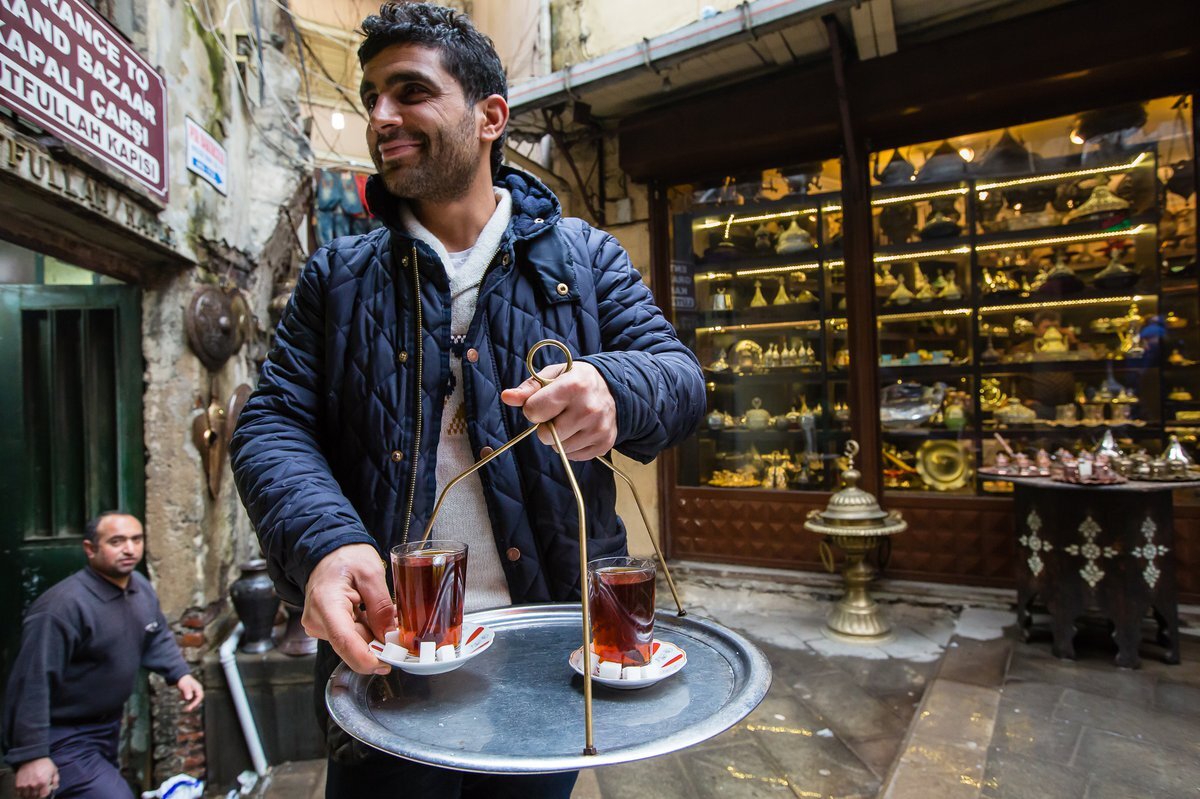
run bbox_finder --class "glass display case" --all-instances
[870,96,1196,496]
[668,161,847,492]
[666,96,1196,499]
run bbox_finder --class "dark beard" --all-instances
[374,111,481,202]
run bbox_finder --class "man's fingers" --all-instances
[329,625,387,675]
[359,580,397,641]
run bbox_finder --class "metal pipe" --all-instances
[218,624,269,777]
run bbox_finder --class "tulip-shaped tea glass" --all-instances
[391,540,468,657]
[587,557,656,667]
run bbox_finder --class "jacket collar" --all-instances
[365,165,562,244]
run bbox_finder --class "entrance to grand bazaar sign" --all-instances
[0,0,169,201]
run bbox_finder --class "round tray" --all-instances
[326,603,772,773]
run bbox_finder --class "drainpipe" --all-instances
[218,624,269,777]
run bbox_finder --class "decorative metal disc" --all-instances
[186,287,239,371]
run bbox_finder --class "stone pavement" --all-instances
[230,563,1200,799]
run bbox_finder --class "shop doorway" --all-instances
[0,273,144,715]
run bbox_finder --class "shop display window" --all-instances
[668,160,847,491]
[666,96,1196,498]
[871,96,1195,495]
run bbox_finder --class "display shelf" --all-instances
[979,359,1158,374]
[879,364,974,381]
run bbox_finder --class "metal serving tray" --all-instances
[326,603,772,773]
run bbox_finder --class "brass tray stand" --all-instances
[416,339,686,756]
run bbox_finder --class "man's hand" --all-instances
[176,674,204,712]
[500,361,617,461]
[303,544,394,675]
[15,757,57,799]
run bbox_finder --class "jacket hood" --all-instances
[364,165,562,241]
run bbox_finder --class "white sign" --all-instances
[185,117,227,194]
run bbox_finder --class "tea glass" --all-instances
[587,556,656,667]
[391,540,468,657]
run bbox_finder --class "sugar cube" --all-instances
[597,660,622,680]
[436,644,456,662]
[621,666,642,681]
[419,641,436,663]
[641,663,662,680]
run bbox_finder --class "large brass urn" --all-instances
[805,441,907,642]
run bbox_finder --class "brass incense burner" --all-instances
[805,441,907,642]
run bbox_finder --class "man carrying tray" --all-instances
[229,3,704,796]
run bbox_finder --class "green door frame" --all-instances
[0,284,145,709]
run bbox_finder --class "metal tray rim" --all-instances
[326,602,772,773]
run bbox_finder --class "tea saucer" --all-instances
[568,639,687,690]
[369,624,494,675]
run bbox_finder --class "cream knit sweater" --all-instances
[400,189,513,612]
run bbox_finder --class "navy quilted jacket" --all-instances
[230,167,704,607]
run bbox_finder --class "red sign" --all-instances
[0,0,169,200]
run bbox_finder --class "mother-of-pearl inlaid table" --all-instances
[992,475,1198,668]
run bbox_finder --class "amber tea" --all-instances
[391,540,468,656]
[587,557,656,667]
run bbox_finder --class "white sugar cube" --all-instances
[641,663,662,679]
[597,660,622,680]
[419,641,436,663]
[1078,461,1093,479]
[621,666,642,681]
[436,644,456,662]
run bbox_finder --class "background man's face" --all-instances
[360,44,485,202]
[85,515,145,583]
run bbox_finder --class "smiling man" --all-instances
[1,513,203,799]
[229,3,704,797]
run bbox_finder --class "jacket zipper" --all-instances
[401,242,422,545]
[400,241,507,544]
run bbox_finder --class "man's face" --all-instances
[84,515,144,583]
[360,44,486,202]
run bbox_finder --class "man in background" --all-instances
[2,512,204,799]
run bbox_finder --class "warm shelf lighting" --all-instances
[736,263,822,277]
[978,294,1151,314]
[878,307,973,323]
[695,208,820,229]
[975,224,1148,252]
[976,152,1149,192]
[872,187,969,206]
[695,319,823,334]
[875,247,971,263]
[693,272,734,282]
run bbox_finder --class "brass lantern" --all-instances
[805,441,907,642]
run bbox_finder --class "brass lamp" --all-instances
[805,441,907,642]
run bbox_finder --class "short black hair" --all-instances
[359,3,507,176]
[84,511,129,544]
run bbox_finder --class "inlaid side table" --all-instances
[1003,476,1195,668]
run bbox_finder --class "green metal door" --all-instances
[0,285,145,709]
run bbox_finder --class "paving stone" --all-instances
[1083,774,1196,799]
[908,680,999,751]
[806,634,892,661]
[884,740,988,799]
[790,668,909,742]
[1007,653,1156,705]
[990,700,1081,763]
[748,707,879,798]
[996,680,1067,719]
[1073,728,1200,797]
[592,753,698,799]
[954,608,1016,641]
[1154,680,1200,718]
[680,739,803,798]
[937,637,1013,689]
[829,653,936,697]
[1054,689,1200,756]
[844,734,903,781]
[876,689,924,722]
[877,627,947,662]
[979,753,1086,799]
[570,768,603,799]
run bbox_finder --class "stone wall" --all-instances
[121,0,309,784]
